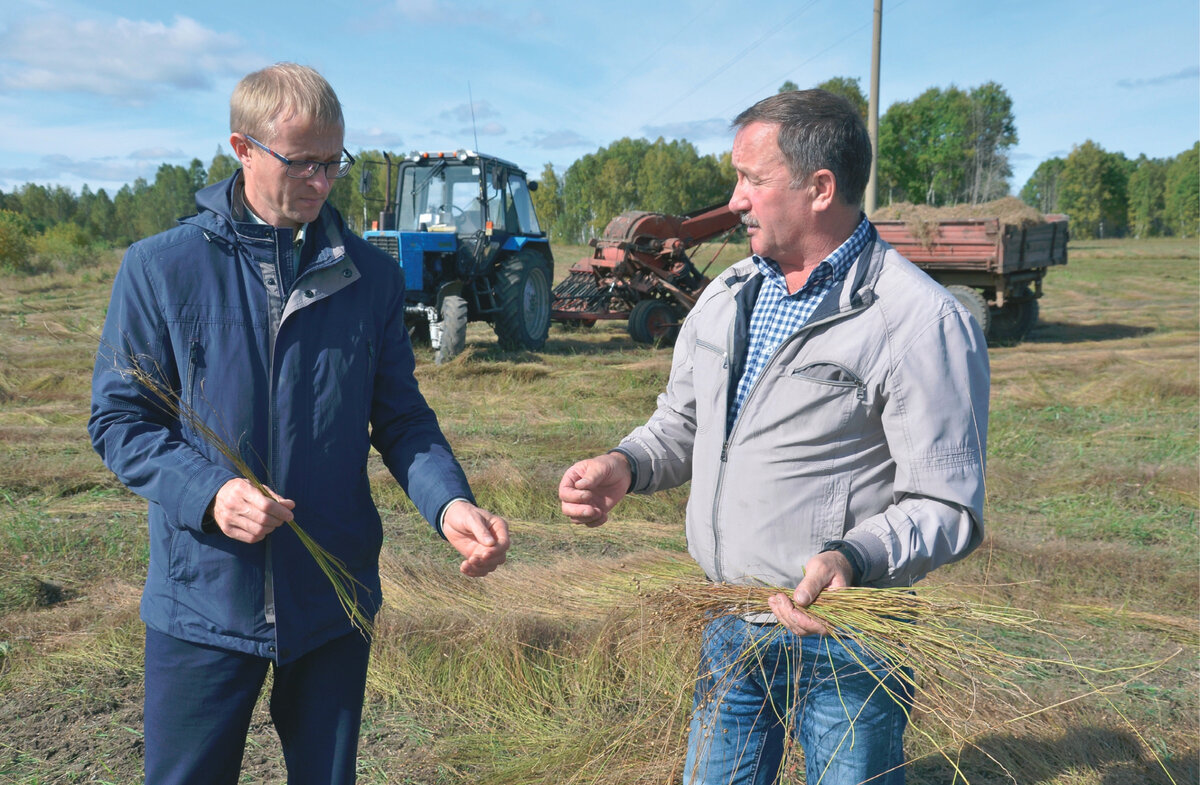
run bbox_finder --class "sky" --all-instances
[0,0,1197,200]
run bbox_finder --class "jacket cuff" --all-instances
[434,497,470,540]
[607,448,638,493]
[837,531,890,585]
[180,463,240,534]
[611,442,653,493]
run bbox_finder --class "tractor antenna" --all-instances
[467,82,480,152]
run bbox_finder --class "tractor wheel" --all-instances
[434,295,468,365]
[989,286,1039,346]
[494,250,552,351]
[628,299,681,346]
[945,285,990,339]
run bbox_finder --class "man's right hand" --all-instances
[558,452,632,527]
[208,478,295,543]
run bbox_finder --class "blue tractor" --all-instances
[363,150,553,364]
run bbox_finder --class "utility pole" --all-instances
[865,0,882,215]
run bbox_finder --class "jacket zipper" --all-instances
[713,284,869,582]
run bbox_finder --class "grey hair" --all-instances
[732,90,871,207]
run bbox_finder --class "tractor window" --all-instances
[398,165,448,230]
[486,166,508,233]
[508,174,541,234]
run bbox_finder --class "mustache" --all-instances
[739,213,758,228]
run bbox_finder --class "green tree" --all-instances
[530,163,563,238]
[1127,155,1168,237]
[558,137,734,243]
[966,82,1017,204]
[879,86,972,205]
[879,83,1016,206]
[815,76,868,120]
[1020,158,1065,213]
[206,146,239,185]
[1057,140,1130,239]
[0,209,34,273]
[778,80,799,93]
[1163,142,1199,238]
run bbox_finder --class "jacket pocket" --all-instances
[692,338,727,435]
[790,361,866,401]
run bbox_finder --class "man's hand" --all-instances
[441,501,510,577]
[558,453,632,527]
[767,549,855,636]
[209,478,295,544]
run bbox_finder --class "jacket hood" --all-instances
[185,171,347,246]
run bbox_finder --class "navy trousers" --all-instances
[143,627,371,785]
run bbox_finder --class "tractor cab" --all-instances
[363,150,553,364]
[395,151,542,240]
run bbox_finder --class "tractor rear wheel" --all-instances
[945,285,990,339]
[434,295,468,365]
[628,299,681,346]
[494,250,552,351]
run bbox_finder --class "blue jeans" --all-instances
[683,616,912,785]
[143,628,371,785]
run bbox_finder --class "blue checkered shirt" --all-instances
[728,216,871,433]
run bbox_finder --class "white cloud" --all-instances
[129,147,187,160]
[459,121,505,137]
[0,14,260,101]
[347,128,406,150]
[531,129,591,149]
[1117,66,1200,89]
[641,118,732,142]
[0,153,154,190]
[439,100,498,123]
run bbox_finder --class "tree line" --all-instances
[1,78,1196,272]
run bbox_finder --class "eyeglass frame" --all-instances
[243,134,355,180]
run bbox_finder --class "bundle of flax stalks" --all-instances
[651,579,1179,781]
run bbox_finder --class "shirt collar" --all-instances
[233,181,307,249]
[752,214,871,294]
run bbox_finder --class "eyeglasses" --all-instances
[244,134,355,179]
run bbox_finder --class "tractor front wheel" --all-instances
[434,295,468,365]
[494,250,552,351]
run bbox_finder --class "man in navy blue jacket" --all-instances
[89,62,509,785]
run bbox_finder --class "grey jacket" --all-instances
[617,230,989,588]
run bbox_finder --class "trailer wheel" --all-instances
[494,250,552,351]
[434,295,468,365]
[989,286,1039,345]
[946,285,991,339]
[628,299,681,346]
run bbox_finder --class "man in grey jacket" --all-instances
[559,90,989,784]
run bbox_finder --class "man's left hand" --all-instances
[441,500,510,577]
[767,550,855,636]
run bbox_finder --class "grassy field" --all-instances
[0,236,1196,784]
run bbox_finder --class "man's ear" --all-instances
[810,169,838,212]
[229,134,252,166]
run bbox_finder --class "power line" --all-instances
[721,0,915,119]
[645,0,823,125]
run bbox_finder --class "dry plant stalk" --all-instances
[117,354,374,636]
[652,579,1180,784]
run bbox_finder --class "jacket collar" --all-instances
[182,171,348,270]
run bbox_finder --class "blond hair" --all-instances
[230,62,344,142]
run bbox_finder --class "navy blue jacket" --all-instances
[89,173,473,663]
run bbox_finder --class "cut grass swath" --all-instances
[114,352,374,636]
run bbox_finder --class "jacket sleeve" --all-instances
[87,243,238,532]
[841,305,990,586]
[614,307,701,493]
[368,276,474,531]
